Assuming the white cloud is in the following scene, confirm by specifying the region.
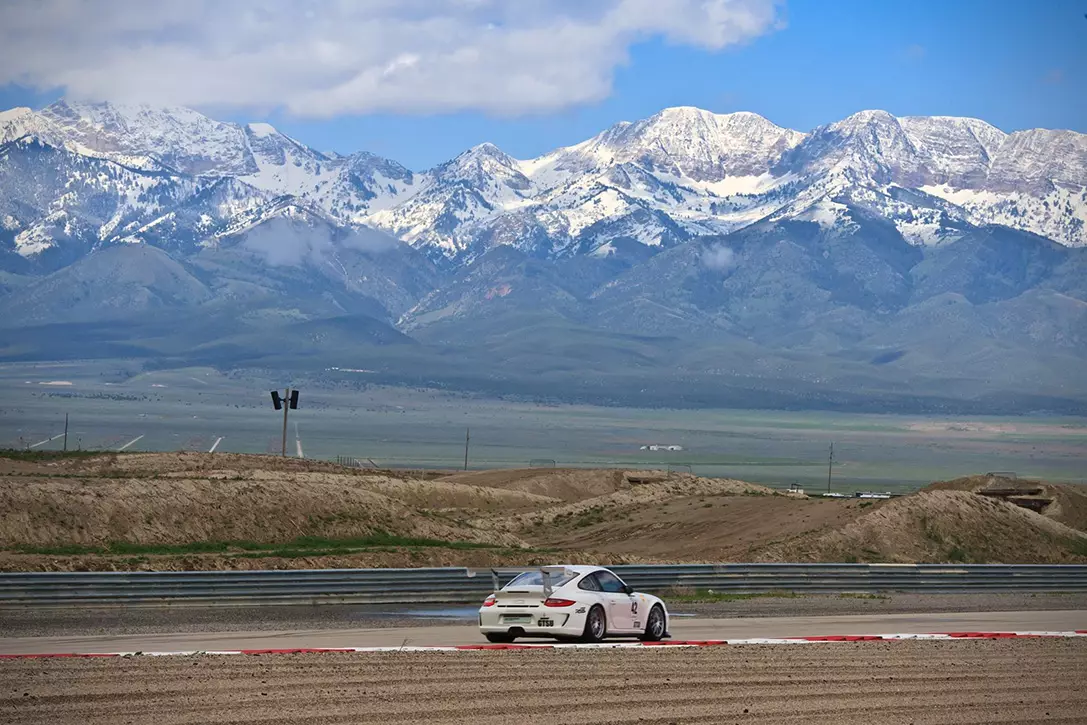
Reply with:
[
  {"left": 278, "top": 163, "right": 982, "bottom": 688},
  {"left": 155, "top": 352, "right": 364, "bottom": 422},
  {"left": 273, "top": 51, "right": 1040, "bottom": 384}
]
[
  {"left": 701, "top": 243, "right": 737, "bottom": 272},
  {"left": 0, "top": 0, "right": 781, "bottom": 118},
  {"left": 240, "top": 217, "right": 396, "bottom": 267}
]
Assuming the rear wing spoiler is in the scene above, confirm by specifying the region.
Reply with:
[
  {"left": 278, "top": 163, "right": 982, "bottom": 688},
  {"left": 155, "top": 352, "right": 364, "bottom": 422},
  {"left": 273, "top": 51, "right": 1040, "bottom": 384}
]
[{"left": 466, "top": 566, "right": 577, "bottom": 598}]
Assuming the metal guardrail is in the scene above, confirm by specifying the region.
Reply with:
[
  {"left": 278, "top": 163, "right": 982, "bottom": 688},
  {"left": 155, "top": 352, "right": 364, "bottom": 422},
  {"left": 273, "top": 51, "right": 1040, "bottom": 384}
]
[{"left": 1, "top": 564, "right": 1085, "bottom": 607}]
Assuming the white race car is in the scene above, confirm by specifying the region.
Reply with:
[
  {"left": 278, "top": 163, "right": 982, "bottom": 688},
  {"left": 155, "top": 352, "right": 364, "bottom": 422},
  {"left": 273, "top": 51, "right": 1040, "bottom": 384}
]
[{"left": 477, "top": 565, "right": 670, "bottom": 643}]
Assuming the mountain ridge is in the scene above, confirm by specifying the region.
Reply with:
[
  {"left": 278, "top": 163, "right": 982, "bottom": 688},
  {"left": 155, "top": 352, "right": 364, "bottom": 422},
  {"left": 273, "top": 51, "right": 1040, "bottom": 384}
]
[
  {"left": 2, "top": 100, "right": 1084, "bottom": 269},
  {"left": 1, "top": 100, "right": 1085, "bottom": 413}
]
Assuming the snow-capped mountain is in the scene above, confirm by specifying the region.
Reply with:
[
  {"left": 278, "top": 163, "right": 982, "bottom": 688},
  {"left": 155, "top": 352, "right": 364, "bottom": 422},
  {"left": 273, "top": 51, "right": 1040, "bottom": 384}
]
[
  {"left": 0, "top": 101, "right": 429, "bottom": 268},
  {"left": 2, "top": 100, "right": 1084, "bottom": 271},
  {"left": 366, "top": 108, "right": 810, "bottom": 261},
  {"left": 767, "top": 111, "right": 1087, "bottom": 249},
  {"left": 363, "top": 105, "right": 1086, "bottom": 260}
]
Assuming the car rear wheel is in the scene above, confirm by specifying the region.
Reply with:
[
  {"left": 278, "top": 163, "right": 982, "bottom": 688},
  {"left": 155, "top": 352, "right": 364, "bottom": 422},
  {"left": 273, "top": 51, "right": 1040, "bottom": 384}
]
[
  {"left": 640, "top": 605, "right": 665, "bottom": 642},
  {"left": 581, "top": 605, "right": 607, "bottom": 643},
  {"left": 485, "top": 632, "right": 516, "bottom": 643}
]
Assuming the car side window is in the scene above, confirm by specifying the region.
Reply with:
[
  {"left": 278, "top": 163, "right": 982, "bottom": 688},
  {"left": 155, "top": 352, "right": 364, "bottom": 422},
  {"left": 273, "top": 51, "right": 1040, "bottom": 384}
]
[
  {"left": 594, "top": 571, "right": 627, "bottom": 593},
  {"left": 577, "top": 573, "right": 601, "bottom": 591}
]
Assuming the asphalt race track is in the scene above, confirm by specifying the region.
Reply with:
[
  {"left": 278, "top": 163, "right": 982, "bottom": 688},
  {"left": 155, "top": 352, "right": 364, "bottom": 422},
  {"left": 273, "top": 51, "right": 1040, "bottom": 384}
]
[{"left": 1, "top": 610, "right": 1084, "bottom": 654}]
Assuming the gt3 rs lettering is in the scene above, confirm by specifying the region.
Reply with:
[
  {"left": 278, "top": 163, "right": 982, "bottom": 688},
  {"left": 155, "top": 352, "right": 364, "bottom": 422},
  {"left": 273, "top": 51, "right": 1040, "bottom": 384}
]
[{"left": 575, "top": 607, "right": 586, "bottom": 614}]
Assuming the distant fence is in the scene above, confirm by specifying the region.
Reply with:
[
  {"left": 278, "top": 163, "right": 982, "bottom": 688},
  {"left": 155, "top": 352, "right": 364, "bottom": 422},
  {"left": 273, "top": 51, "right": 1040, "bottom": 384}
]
[
  {"left": 667, "top": 464, "right": 693, "bottom": 475},
  {"left": 528, "top": 459, "right": 557, "bottom": 468},
  {"left": 2, "top": 564, "right": 1085, "bottom": 608},
  {"left": 336, "top": 456, "right": 378, "bottom": 469}
]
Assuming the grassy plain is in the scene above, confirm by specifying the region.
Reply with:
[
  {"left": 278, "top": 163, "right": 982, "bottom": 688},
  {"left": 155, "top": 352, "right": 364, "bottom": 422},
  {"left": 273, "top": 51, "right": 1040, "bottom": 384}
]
[{"left": 1, "top": 361, "right": 1084, "bottom": 492}]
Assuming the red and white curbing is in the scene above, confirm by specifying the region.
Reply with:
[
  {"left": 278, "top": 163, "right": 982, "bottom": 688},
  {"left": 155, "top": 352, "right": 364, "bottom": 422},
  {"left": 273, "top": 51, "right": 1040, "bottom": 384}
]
[{"left": 2, "top": 631, "right": 1085, "bottom": 659}]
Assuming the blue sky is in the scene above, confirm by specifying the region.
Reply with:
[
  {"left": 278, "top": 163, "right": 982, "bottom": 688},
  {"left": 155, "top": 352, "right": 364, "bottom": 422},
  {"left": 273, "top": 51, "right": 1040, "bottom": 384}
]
[{"left": 0, "top": 0, "right": 1083, "bottom": 170}]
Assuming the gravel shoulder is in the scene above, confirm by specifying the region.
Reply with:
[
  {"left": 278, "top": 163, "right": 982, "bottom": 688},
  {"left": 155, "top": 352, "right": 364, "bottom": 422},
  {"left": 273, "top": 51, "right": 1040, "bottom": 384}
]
[
  {"left": 3, "top": 639, "right": 1085, "bottom": 725},
  {"left": 3, "top": 591, "right": 1084, "bottom": 638}
]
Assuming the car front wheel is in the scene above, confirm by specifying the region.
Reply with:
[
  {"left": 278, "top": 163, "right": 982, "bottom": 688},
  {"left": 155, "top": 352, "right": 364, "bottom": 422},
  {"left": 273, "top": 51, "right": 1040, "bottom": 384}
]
[
  {"left": 581, "top": 605, "right": 607, "bottom": 643},
  {"left": 640, "top": 605, "right": 665, "bottom": 642}
]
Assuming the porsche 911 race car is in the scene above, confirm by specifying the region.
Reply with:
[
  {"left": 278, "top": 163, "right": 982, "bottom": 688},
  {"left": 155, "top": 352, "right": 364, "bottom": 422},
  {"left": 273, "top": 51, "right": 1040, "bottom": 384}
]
[{"left": 476, "top": 565, "right": 670, "bottom": 643}]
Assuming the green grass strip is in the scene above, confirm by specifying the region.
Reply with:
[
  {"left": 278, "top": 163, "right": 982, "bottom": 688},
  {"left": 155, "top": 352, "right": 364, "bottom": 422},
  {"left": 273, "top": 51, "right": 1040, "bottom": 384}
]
[{"left": 12, "top": 532, "right": 502, "bottom": 557}]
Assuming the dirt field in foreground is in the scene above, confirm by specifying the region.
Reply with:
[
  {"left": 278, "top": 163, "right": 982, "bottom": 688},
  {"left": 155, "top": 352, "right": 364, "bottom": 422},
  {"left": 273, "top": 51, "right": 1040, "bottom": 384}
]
[{"left": 2, "top": 640, "right": 1085, "bottom": 724}]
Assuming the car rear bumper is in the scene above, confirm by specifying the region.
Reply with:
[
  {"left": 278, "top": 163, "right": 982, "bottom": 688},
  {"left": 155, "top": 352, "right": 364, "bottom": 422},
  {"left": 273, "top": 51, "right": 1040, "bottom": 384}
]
[{"left": 479, "top": 607, "right": 587, "bottom": 638}]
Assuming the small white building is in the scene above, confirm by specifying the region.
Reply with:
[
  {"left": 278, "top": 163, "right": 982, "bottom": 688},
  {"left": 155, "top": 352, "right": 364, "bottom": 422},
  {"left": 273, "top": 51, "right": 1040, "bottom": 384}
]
[{"left": 639, "top": 444, "right": 684, "bottom": 451}]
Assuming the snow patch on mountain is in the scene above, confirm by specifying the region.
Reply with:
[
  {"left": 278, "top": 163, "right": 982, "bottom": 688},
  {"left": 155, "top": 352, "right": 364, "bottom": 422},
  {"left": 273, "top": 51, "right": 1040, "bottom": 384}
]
[
  {"left": 14, "top": 224, "right": 55, "bottom": 256},
  {"left": 794, "top": 198, "right": 851, "bottom": 228},
  {"left": 898, "top": 115, "right": 1006, "bottom": 187},
  {"left": 921, "top": 183, "right": 1087, "bottom": 247},
  {"left": 38, "top": 101, "right": 257, "bottom": 175},
  {"left": 247, "top": 122, "right": 277, "bottom": 138}
]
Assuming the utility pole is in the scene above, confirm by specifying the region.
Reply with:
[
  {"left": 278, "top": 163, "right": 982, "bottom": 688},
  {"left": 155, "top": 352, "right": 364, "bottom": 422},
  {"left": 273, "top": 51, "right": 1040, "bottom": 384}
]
[
  {"left": 464, "top": 427, "right": 470, "bottom": 471},
  {"left": 827, "top": 442, "right": 834, "bottom": 494},
  {"left": 269, "top": 389, "right": 299, "bottom": 457},
  {"left": 282, "top": 389, "right": 290, "bottom": 457},
  {"left": 63, "top": 413, "right": 69, "bottom": 453}
]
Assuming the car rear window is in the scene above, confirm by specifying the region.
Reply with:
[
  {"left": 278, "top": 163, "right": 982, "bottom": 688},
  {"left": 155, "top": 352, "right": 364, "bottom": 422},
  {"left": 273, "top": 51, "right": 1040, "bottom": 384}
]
[{"left": 505, "top": 571, "right": 577, "bottom": 588}]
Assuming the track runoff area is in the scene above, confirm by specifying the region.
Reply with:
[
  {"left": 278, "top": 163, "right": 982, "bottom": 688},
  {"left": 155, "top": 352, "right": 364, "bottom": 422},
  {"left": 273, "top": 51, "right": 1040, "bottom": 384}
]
[{"left": 5, "top": 633, "right": 1087, "bottom": 725}]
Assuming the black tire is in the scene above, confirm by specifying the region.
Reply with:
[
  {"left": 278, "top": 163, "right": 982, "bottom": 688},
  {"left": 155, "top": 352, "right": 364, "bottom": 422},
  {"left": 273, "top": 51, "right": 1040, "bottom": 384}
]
[
  {"left": 485, "top": 632, "right": 515, "bottom": 643},
  {"left": 640, "top": 605, "right": 666, "bottom": 642},
  {"left": 581, "top": 605, "right": 607, "bottom": 643}
]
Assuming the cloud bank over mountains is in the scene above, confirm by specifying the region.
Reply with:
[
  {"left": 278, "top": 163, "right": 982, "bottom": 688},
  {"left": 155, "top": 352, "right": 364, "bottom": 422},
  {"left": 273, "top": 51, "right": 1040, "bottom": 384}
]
[{"left": 0, "top": 0, "right": 781, "bottom": 117}]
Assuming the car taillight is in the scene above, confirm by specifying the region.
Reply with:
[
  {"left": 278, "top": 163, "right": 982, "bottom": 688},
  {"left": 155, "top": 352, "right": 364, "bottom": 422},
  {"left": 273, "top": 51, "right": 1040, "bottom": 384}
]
[
  {"left": 543, "top": 598, "right": 577, "bottom": 607},
  {"left": 482, "top": 595, "right": 496, "bottom": 607}
]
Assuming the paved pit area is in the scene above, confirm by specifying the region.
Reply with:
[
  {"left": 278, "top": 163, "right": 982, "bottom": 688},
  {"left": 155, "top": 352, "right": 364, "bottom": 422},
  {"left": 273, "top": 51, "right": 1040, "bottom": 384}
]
[{"left": 2, "top": 639, "right": 1085, "bottom": 724}]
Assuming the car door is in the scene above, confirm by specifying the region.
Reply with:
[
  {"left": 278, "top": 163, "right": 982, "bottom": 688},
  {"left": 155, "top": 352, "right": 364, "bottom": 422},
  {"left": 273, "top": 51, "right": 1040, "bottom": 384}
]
[{"left": 594, "top": 570, "right": 636, "bottom": 632}]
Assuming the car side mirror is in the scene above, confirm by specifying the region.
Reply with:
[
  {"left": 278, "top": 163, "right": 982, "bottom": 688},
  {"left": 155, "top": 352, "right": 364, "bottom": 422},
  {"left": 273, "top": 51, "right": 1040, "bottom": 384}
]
[{"left": 622, "top": 584, "right": 633, "bottom": 595}]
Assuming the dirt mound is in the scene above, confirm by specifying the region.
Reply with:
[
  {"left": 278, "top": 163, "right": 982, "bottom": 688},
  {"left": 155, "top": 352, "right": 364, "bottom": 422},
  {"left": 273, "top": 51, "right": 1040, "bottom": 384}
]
[
  {"left": 0, "top": 546, "right": 651, "bottom": 573},
  {"left": 531, "top": 493, "right": 859, "bottom": 562},
  {"left": 4, "top": 453, "right": 1085, "bottom": 571},
  {"left": 0, "top": 472, "right": 524, "bottom": 549},
  {"left": 0, "top": 451, "right": 360, "bottom": 477},
  {"left": 481, "top": 475, "right": 779, "bottom": 534},
  {"left": 927, "top": 475, "right": 1087, "bottom": 533},
  {"left": 760, "top": 490, "right": 1087, "bottom": 564},
  {"left": 349, "top": 475, "right": 560, "bottom": 513},
  {"left": 437, "top": 467, "right": 629, "bottom": 502},
  {"left": 925, "top": 473, "right": 1021, "bottom": 492}
]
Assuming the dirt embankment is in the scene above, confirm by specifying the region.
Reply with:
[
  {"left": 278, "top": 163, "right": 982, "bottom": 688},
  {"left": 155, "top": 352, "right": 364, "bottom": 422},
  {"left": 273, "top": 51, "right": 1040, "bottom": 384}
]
[
  {"left": 927, "top": 473, "right": 1087, "bottom": 533},
  {"left": 437, "top": 467, "right": 629, "bottom": 502},
  {"left": 476, "top": 475, "right": 779, "bottom": 533},
  {"left": 2, "top": 547, "right": 652, "bottom": 573},
  {"left": 759, "top": 490, "right": 1087, "bottom": 564},
  {"left": 0, "top": 470, "right": 532, "bottom": 549},
  {"left": 533, "top": 494, "right": 861, "bottom": 562},
  {"left": 2, "top": 452, "right": 1085, "bottom": 570}
]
